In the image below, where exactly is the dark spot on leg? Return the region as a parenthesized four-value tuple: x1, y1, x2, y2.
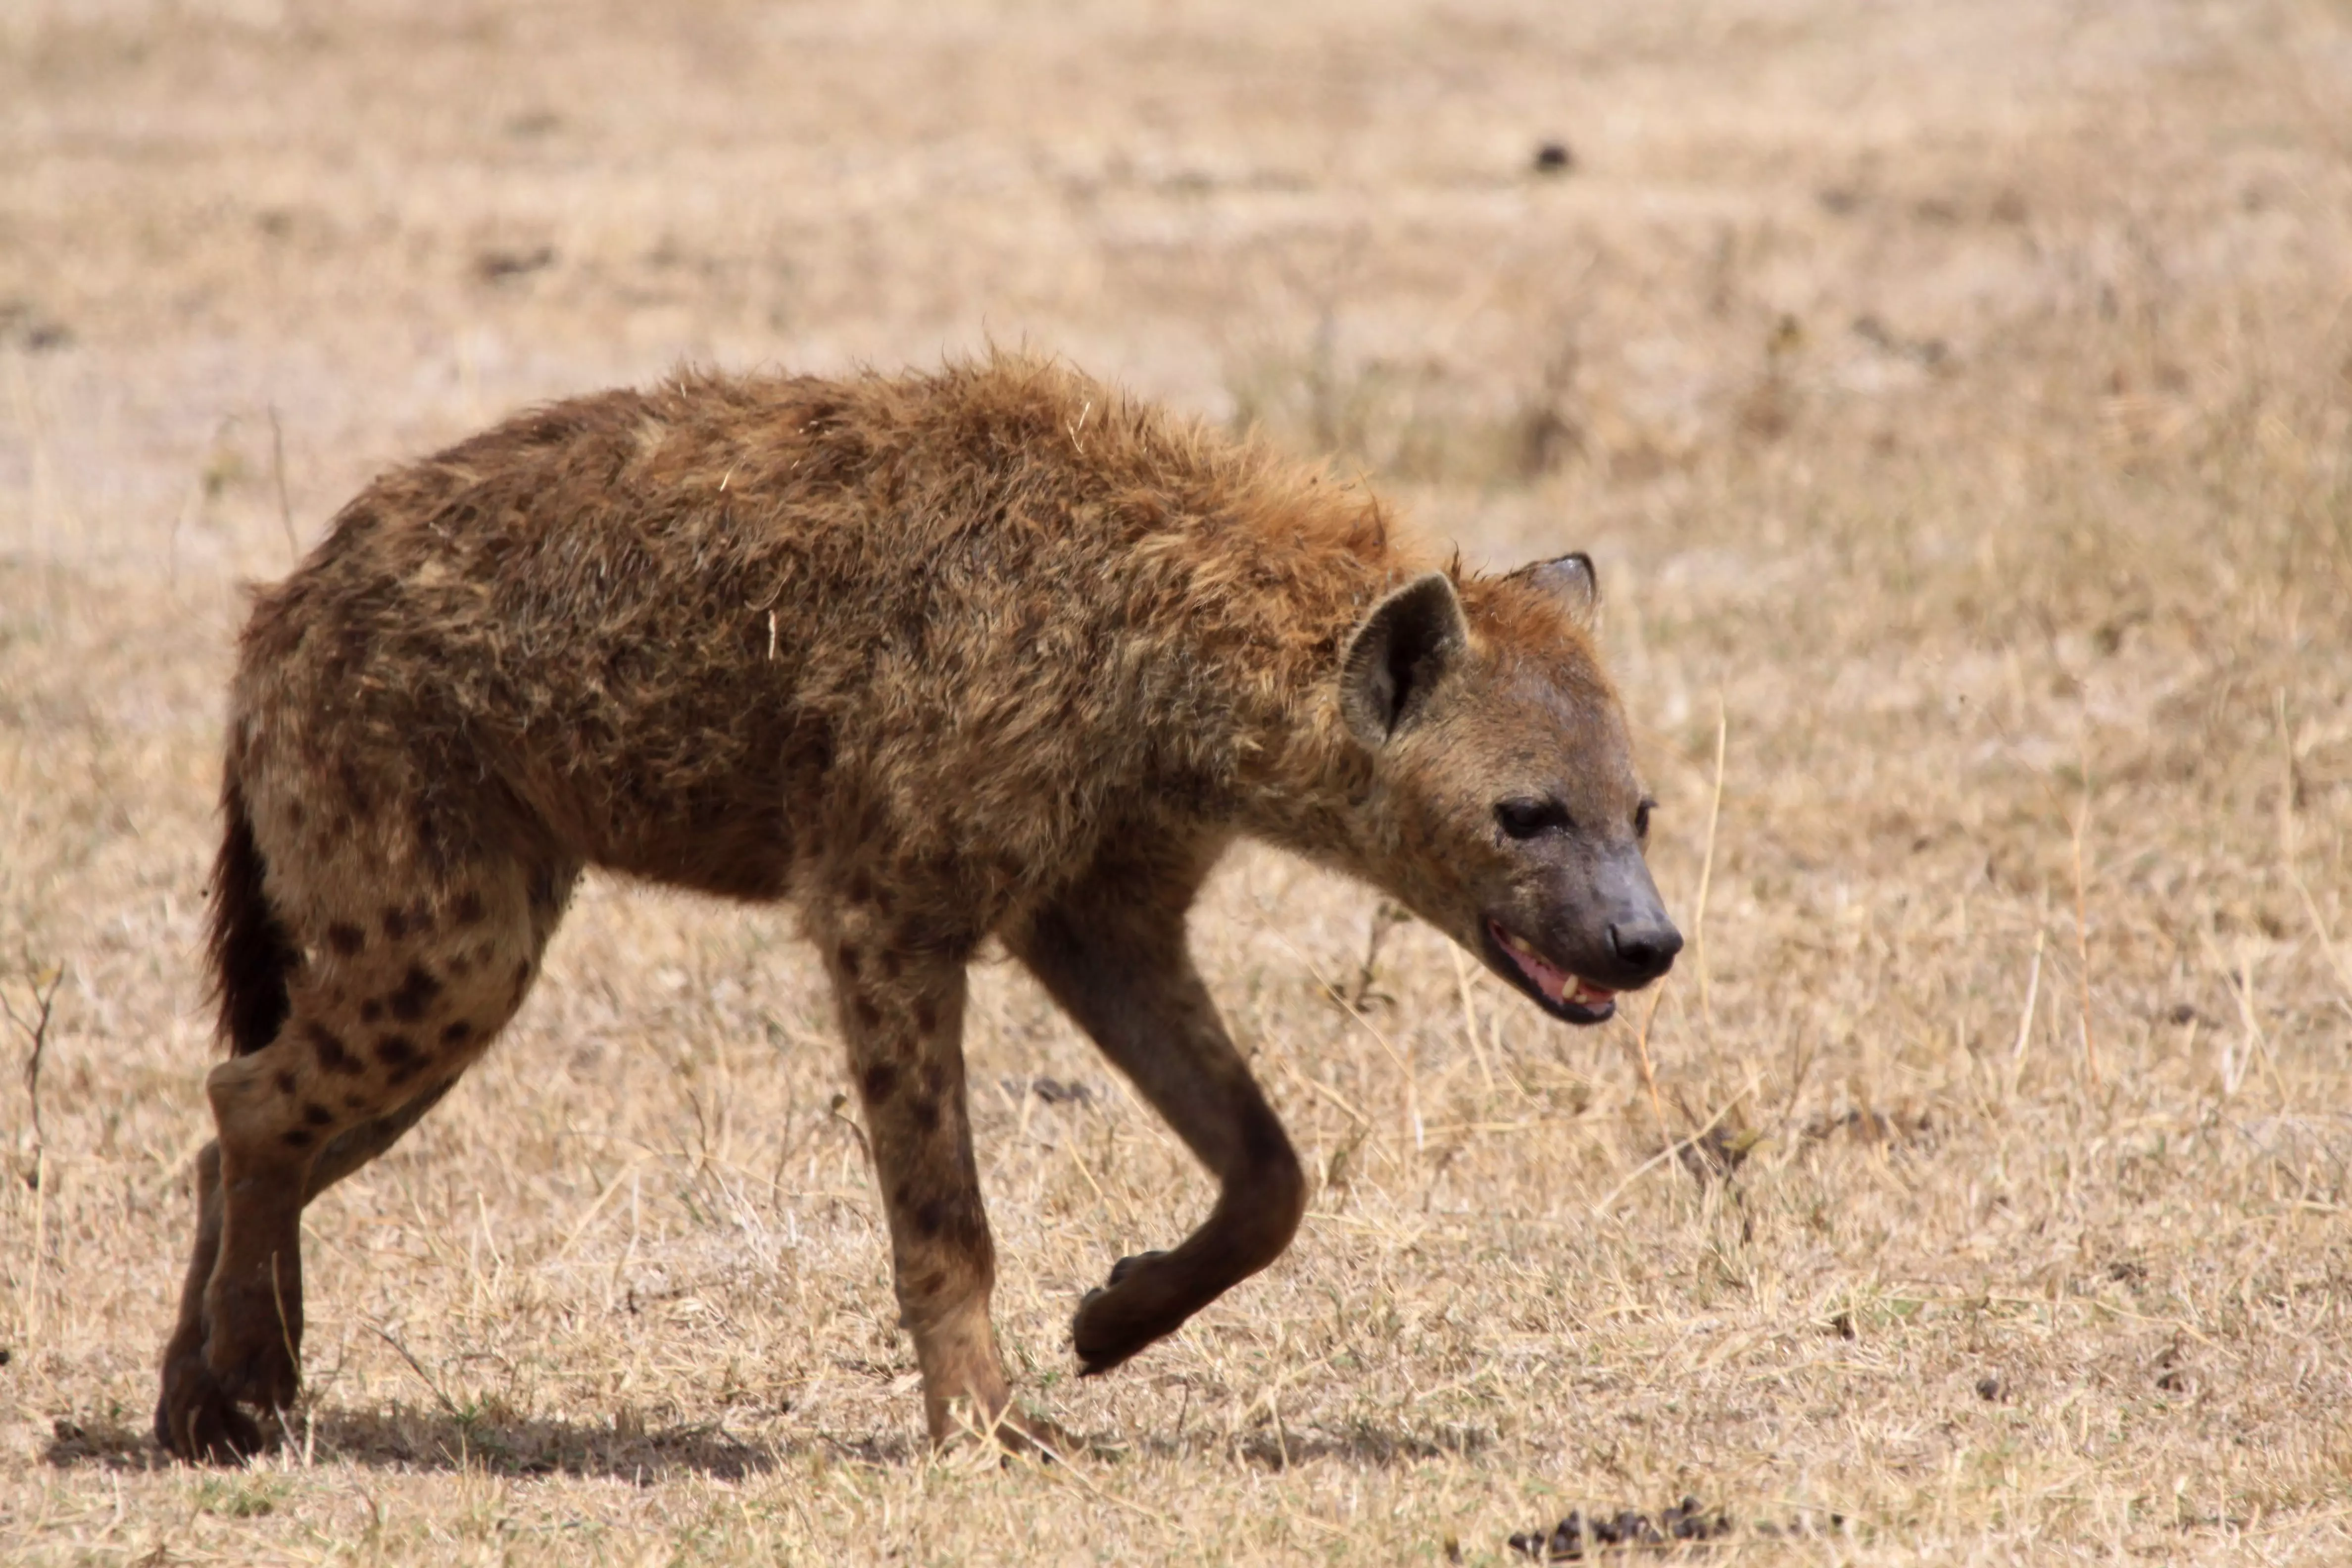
(374, 1034, 419, 1071)
(910, 1095, 940, 1133)
(287, 801, 307, 830)
(847, 869, 874, 905)
(920, 1062, 948, 1100)
(880, 948, 903, 980)
(862, 1062, 898, 1103)
(448, 953, 473, 979)
(914, 996, 937, 1034)
(388, 963, 443, 1023)
(510, 959, 533, 1007)
(871, 883, 896, 917)
(301, 1102, 333, 1127)
(853, 996, 882, 1031)
(914, 1192, 987, 1251)
(306, 1023, 362, 1076)
(274, 1070, 298, 1096)
(343, 1093, 373, 1111)
(359, 999, 384, 1024)
(382, 906, 410, 940)
(440, 1020, 473, 1048)
(836, 942, 861, 980)
(282, 1128, 314, 1150)
(452, 890, 486, 926)
(326, 923, 365, 957)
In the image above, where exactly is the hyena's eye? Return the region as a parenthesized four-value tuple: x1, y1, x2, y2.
(1495, 797, 1571, 840)
(1635, 798, 1655, 840)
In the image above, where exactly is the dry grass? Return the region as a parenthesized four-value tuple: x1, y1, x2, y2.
(5, 0, 2352, 1561)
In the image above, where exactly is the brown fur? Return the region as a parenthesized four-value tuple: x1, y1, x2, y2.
(157, 353, 1674, 1461)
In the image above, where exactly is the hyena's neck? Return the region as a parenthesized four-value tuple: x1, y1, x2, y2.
(1227, 697, 1377, 872)
(1197, 535, 1415, 875)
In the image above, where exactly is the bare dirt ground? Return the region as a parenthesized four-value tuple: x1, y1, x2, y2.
(5, 0, 2352, 1561)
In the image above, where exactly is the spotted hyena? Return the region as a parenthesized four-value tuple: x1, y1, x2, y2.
(156, 355, 1680, 1461)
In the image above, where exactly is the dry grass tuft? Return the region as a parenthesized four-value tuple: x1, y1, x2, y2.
(4, 0, 2351, 1561)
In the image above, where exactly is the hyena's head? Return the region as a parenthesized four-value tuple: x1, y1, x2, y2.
(1337, 555, 1679, 1024)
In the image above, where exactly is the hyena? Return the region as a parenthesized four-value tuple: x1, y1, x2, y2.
(157, 355, 1680, 1461)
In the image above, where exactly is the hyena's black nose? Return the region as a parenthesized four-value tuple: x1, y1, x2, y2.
(1607, 919, 1683, 981)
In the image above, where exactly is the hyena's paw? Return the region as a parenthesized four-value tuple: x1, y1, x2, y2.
(155, 1349, 267, 1464)
(951, 1401, 1079, 1462)
(1105, 1250, 1166, 1288)
(198, 1278, 303, 1416)
(1072, 1249, 1173, 1375)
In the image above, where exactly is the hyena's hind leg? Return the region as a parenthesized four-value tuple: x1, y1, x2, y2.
(1006, 834, 1308, 1376)
(154, 1078, 461, 1461)
(156, 823, 577, 1463)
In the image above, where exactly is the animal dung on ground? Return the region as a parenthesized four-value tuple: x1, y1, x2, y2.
(472, 245, 556, 283)
(1509, 1498, 1733, 1558)
(1532, 140, 1575, 174)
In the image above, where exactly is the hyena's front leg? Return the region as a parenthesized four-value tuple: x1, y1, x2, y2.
(821, 909, 1053, 1450)
(1009, 842, 1308, 1375)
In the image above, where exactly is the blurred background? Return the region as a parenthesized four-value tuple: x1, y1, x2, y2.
(4, 1, 2352, 1559)
(9, 0, 2342, 580)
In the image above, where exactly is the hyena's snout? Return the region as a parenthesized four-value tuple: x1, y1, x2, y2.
(1605, 911, 1682, 985)
(1585, 846, 1681, 989)
(1485, 847, 1683, 1026)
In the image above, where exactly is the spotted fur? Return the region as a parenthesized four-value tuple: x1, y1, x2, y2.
(156, 354, 1674, 1461)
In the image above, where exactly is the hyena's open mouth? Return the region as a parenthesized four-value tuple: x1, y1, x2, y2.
(1484, 919, 1617, 1025)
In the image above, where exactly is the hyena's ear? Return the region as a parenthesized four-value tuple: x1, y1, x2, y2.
(1340, 572, 1470, 748)
(1509, 551, 1599, 628)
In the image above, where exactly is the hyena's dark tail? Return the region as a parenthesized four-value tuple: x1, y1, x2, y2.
(206, 769, 298, 1056)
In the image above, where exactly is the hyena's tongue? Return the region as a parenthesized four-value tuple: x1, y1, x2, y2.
(1493, 923, 1572, 1005)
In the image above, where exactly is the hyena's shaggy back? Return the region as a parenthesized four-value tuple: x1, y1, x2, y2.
(230, 358, 1402, 927)
(164, 353, 1673, 1462)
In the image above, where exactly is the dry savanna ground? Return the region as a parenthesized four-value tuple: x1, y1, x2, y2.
(5, 0, 2352, 1561)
